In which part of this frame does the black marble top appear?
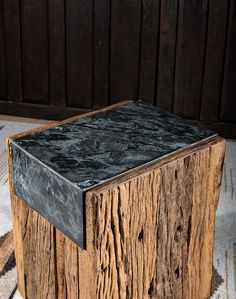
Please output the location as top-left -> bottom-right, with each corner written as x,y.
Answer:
12,101 -> 215,190
10,100 -> 216,247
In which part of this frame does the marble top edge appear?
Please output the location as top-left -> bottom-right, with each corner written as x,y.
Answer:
10,141 -> 84,192
11,100 -> 216,191
11,132 -> 217,194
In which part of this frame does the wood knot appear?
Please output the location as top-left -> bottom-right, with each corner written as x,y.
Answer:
176,225 -> 182,232
174,225 -> 182,242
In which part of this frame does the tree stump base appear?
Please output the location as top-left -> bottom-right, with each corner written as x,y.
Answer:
7,101 -> 225,299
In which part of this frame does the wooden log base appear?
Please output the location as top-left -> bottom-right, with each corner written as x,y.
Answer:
7,136 -> 225,299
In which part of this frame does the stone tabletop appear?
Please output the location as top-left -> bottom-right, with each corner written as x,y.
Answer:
10,100 -> 216,247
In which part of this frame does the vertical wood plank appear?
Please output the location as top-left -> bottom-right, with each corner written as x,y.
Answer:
93,0 -> 110,108
187,148 -> 210,298
78,192 -> 96,299
93,174 -> 161,298
21,0 -> 49,104
198,140 -> 225,297
3,0 -> 23,102
90,139 -> 225,298
156,0 -> 178,112
180,155 -> 195,299
0,1 -> 7,99
110,1 -> 141,103
156,163 -> 187,298
138,0 -> 160,104
55,230 -> 67,299
66,0 -> 93,109
7,139 -> 26,297
220,0 -> 236,122
10,196 -> 27,298
24,210 -> 57,298
174,0 -> 208,119
200,0 -> 229,121
64,238 -> 79,298
48,0 -> 66,107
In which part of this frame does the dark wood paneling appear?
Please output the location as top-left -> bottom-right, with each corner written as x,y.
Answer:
174,0 -> 208,119
3,0 -> 22,102
220,0 -> 236,123
2,100 -> 235,139
0,1 -> 7,99
66,0 -> 93,109
200,0 -> 229,121
110,0 -> 141,103
21,0 -> 48,103
138,0 -> 160,104
0,0 -> 235,133
93,0 -> 110,108
48,0 -> 66,106
156,0 -> 179,112
0,100 -> 90,120
191,120 -> 236,139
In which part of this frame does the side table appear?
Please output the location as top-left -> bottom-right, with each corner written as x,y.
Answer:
7,100 -> 225,299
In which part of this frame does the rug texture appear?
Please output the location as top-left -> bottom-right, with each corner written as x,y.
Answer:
0,120 -> 44,299
0,119 -> 235,298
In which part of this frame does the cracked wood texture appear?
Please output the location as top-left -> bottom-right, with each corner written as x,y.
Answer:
7,137 -> 225,299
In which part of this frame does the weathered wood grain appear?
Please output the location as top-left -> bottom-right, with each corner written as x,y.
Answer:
156,0 -> 178,112
110,0 -> 141,103
93,0 -> 110,108
48,0 -> 66,107
139,0 -> 160,104
66,0 -> 93,109
7,141 -> 26,297
200,0 -> 229,121
0,0 -> 7,99
7,137 -> 225,298
174,0 -> 208,119
3,0 -> 23,102
21,0 -> 49,104
220,0 -> 236,123
0,0 -> 235,128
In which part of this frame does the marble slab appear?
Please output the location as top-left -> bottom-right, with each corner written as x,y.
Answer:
10,100 -> 216,248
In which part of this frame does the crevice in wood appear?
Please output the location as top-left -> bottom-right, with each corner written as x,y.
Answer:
138,228 -> 144,242
175,169 -> 178,179
184,155 -> 190,169
177,225 -> 182,232
148,278 -> 154,296
53,229 -> 58,297
175,267 -> 180,279
22,207 -> 29,241
187,215 -> 192,247
111,189 -> 122,297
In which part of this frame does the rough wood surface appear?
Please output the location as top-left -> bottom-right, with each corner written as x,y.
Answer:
7,138 -> 225,299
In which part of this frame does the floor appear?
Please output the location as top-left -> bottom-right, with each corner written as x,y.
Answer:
0,115 -> 235,298
212,140 -> 236,298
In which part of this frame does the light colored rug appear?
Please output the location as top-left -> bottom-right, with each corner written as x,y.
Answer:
0,118 -> 235,298
211,140 -> 236,298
